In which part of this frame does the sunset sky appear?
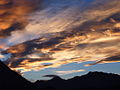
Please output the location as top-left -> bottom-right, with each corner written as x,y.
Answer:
0,0 -> 120,81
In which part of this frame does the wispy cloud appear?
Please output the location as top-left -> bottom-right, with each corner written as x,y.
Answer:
55,70 -> 85,75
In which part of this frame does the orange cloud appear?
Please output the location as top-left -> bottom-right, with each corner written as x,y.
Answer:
0,0 -> 41,37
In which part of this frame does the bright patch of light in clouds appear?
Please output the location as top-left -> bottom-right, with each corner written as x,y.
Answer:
55,69 -> 85,75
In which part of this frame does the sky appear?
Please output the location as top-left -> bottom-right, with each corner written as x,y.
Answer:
0,0 -> 120,81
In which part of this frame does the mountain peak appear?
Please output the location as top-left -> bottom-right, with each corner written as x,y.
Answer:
50,76 -> 64,81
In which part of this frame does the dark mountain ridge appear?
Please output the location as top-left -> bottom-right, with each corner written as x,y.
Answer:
35,71 -> 120,89
0,60 -> 120,90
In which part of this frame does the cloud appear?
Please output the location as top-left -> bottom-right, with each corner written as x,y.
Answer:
55,70 -> 85,75
0,0 -> 41,38
0,53 -> 11,61
7,0 -> 120,46
85,55 -> 120,66
1,0 -> 120,73
43,75 -> 59,77
6,29 -> 120,72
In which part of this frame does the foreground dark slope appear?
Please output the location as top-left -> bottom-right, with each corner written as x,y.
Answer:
0,61 -> 34,90
0,60 -> 120,89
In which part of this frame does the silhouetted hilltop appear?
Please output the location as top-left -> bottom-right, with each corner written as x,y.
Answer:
0,60 -> 120,90
0,61 -> 33,90
35,71 -> 120,89
67,71 -> 120,89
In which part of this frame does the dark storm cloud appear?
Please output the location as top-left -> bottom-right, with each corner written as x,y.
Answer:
86,55 -> 120,66
43,75 -> 59,77
5,57 -> 53,68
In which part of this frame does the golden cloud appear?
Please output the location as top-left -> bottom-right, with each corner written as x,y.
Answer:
0,0 -> 41,37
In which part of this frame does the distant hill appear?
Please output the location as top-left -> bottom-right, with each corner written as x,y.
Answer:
35,72 -> 120,89
0,60 -> 120,90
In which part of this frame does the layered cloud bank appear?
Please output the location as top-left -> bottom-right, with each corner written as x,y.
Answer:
0,0 -> 41,38
0,0 -> 120,74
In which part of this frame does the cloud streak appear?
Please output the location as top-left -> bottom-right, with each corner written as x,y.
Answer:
55,70 -> 85,75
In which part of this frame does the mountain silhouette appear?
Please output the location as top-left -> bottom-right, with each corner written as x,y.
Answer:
0,61 -> 34,90
0,60 -> 120,90
35,72 -> 120,89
